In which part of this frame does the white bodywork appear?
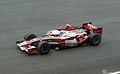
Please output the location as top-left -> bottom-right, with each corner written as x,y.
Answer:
45,29 -> 87,39
17,29 -> 88,50
44,29 -> 88,46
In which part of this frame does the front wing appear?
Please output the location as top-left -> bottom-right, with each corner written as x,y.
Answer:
16,41 -> 38,54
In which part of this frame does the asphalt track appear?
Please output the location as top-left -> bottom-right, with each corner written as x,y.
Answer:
0,0 -> 120,74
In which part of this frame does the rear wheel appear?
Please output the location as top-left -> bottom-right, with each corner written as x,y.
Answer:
24,33 -> 37,41
37,42 -> 50,55
89,33 -> 101,46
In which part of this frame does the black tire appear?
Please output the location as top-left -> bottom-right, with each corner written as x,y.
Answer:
89,33 -> 101,46
24,33 -> 37,41
37,42 -> 50,55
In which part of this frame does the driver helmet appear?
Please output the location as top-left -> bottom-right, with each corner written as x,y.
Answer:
50,30 -> 60,37
66,24 -> 71,27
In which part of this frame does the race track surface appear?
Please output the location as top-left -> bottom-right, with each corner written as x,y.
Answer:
0,0 -> 120,74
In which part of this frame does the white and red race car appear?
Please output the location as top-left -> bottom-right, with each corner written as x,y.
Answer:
16,22 -> 103,55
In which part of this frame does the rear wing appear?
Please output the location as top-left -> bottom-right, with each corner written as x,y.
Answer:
82,22 -> 103,35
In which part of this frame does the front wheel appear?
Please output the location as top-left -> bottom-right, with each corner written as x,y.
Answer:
37,42 -> 50,55
89,34 -> 102,46
24,33 -> 37,41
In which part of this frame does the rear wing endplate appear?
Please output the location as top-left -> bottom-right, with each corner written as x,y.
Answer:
82,22 -> 103,35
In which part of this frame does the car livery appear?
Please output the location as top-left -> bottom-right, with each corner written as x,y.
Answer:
16,22 -> 103,55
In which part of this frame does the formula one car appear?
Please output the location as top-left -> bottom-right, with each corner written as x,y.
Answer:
16,22 -> 102,55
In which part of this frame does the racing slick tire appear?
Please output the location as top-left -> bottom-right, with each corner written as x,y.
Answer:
89,33 -> 101,46
37,42 -> 50,55
24,33 -> 37,41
